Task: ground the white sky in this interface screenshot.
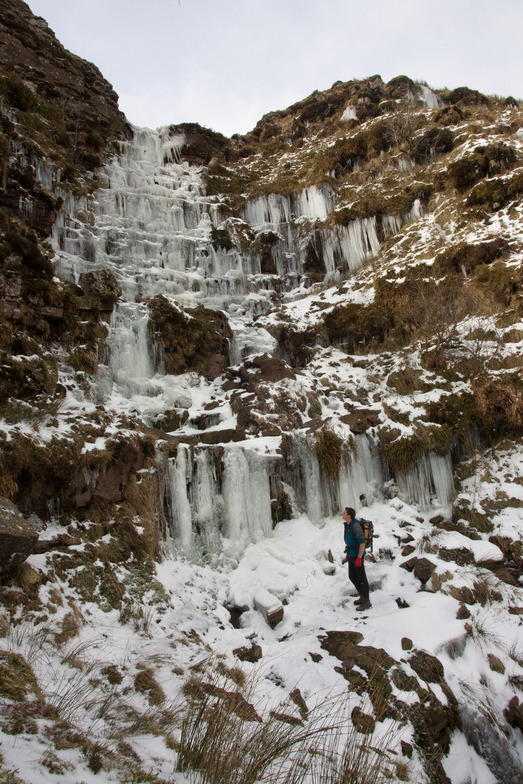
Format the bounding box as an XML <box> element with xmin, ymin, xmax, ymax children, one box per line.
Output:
<box><xmin>26</xmin><ymin>0</ymin><xmax>523</xmax><ymax>137</ymax></box>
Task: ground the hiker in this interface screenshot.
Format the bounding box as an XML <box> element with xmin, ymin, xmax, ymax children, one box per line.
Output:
<box><xmin>342</xmin><ymin>507</ymin><xmax>371</xmax><ymax>611</ymax></box>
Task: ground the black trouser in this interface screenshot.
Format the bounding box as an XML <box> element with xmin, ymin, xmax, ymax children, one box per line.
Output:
<box><xmin>348</xmin><ymin>556</ymin><xmax>369</xmax><ymax>600</ymax></box>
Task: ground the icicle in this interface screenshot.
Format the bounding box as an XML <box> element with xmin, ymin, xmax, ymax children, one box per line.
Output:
<box><xmin>395</xmin><ymin>450</ymin><xmax>455</xmax><ymax>510</ymax></box>
<box><xmin>108</xmin><ymin>302</ymin><xmax>154</xmax><ymax>383</ymax></box>
<box><xmin>222</xmin><ymin>447</ymin><xmax>273</xmax><ymax>548</ymax></box>
<box><xmin>168</xmin><ymin>445</ymin><xmax>193</xmax><ymax>549</ymax></box>
<box><xmin>338</xmin><ymin>434</ymin><xmax>385</xmax><ymax>511</ymax></box>
<box><xmin>193</xmin><ymin>448</ymin><xmax>221</xmax><ymax>553</ymax></box>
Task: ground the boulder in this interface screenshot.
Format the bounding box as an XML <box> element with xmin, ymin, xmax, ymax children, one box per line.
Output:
<box><xmin>254</xmin><ymin>589</ymin><xmax>284</xmax><ymax>628</ymax></box>
<box><xmin>400</xmin><ymin>556</ymin><xmax>436</xmax><ymax>585</ymax></box>
<box><xmin>0</xmin><ymin>497</ymin><xmax>38</xmax><ymax>579</ymax></box>
<box><xmin>233</xmin><ymin>643</ymin><xmax>263</xmax><ymax>663</ymax></box>
<box><xmin>408</xmin><ymin>650</ymin><xmax>445</xmax><ymax>683</ymax></box>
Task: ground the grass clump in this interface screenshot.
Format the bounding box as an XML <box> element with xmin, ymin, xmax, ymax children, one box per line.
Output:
<box><xmin>0</xmin><ymin>651</ymin><xmax>42</xmax><ymax>701</ymax></box>
<box><xmin>379</xmin><ymin>429</ymin><xmax>424</xmax><ymax>473</ymax></box>
<box><xmin>134</xmin><ymin>666</ymin><xmax>166</xmax><ymax>706</ymax></box>
<box><xmin>315</xmin><ymin>426</ymin><xmax>344</xmax><ymax>478</ymax></box>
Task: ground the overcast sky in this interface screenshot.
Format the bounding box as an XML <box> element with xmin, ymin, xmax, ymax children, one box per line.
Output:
<box><xmin>26</xmin><ymin>0</ymin><xmax>523</xmax><ymax>137</ymax></box>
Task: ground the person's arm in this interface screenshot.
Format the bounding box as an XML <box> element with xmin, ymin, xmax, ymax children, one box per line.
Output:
<box><xmin>355</xmin><ymin>541</ymin><xmax>365</xmax><ymax>566</ymax></box>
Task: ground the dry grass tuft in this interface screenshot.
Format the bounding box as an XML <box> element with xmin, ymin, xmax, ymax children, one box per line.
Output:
<box><xmin>176</xmin><ymin>671</ymin><xmax>403</xmax><ymax>784</ymax></box>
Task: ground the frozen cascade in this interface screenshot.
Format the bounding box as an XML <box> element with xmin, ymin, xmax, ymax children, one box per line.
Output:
<box><xmin>166</xmin><ymin>444</ymin><xmax>273</xmax><ymax>555</ymax></box>
<box><xmin>395</xmin><ymin>451</ymin><xmax>455</xmax><ymax>510</ymax></box>
<box><xmin>192</xmin><ymin>449</ymin><xmax>222</xmax><ymax>554</ymax></box>
<box><xmin>337</xmin><ymin>435</ymin><xmax>385</xmax><ymax>512</ymax></box>
<box><xmin>44</xmin><ymin>122</ymin><xmax>445</xmax><ymax>552</ymax></box>
<box><xmin>228</xmin><ymin>319</ymin><xmax>278</xmax><ymax>365</ymax></box>
<box><xmin>283</xmin><ymin>433</ymin><xmax>384</xmax><ymax>523</ymax></box>
<box><xmin>168</xmin><ymin>445</ymin><xmax>194</xmax><ymax>550</ymax></box>
<box><xmin>222</xmin><ymin>448</ymin><xmax>273</xmax><ymax>548</ymax></box>
<box><xmin>321</xmin><ymin>219</ymin><xmax>381</xmax><ymax>274</ymax></box>
<box><xmin>109</xmin><ymin>302</ymin><xmax>154</xmax><ymax>382</ymax></box>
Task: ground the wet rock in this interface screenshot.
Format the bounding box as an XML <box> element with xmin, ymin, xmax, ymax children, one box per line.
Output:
<box><xmin>0</xmin><ymin>497</ymin><xmax>38</xmax><ymax>579</ymax></box>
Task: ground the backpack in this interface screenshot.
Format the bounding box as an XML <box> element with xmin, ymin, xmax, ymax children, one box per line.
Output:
<box><xmin>360</xmin><ymin>519</ymin><xmax>374</xmax><ymax>552</ymax></box>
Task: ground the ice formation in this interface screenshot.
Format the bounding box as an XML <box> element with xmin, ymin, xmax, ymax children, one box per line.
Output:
<box><xmin>48</xmin><ymin>126</ymin><xmax>453</xmax><ymax>554</ymax></box>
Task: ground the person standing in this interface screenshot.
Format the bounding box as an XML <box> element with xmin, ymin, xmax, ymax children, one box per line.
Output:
<box><xmin>342</xmin><ymin>506</ymin><xmax>371</xmax><ymax>611</ymax></box>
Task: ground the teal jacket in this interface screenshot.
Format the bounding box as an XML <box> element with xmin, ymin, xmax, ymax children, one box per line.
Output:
<box><xmin>344</xmin><ymin>519</ymin><xmax>365</xmax><ymax>558</ymax></box>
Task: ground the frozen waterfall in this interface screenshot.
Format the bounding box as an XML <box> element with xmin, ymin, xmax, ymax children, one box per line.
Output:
<box><xmin>45</xmin><ymin>123</ymin><xmax>448</xmax><ymax>558</ymax></box>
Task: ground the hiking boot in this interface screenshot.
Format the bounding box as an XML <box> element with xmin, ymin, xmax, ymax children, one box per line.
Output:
<box><xmin>354</xmin><ymin>595</ymin><xmax>364</xmax><ymax>605</ymax></box>
<box><xmin>356</xmin><ymin>599</ymin><xmax>372</xmax><ymax>611</ymax></box>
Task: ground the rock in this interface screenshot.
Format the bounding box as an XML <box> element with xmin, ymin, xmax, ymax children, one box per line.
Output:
<box><xmin>77</xmin><ymin>270</ymin><xmax>121</xmax><ymax>319</ymax></box>
<box><xmin>400</xmin><ymin>557</ymin><xmax>436</xmax><ymax>585</ymax></box>
<box><xmin>339</xmin><ymin>408</ymin><xmax>380</xmax><ymax>434</ymax></box>
<box><xmin>290</xmin><ymin>688</ymin><xmax>309</xmax><ymax>719</ymax></box>
<box><xmin>322</xmin><ymin>562</ymin><xmax>336</xmax><ymax>576</ymax></box>
<box><xmin>401</xmin><ymin>741</ymin><xmax>414</xmax><ymax>759</ymax></box>
<box><xmin>254</xmin><ymin>590</ymin><xmax>284</xmax><ymax>628</ymax></box>
<box><xmin>351</xmin><ymin>707</ymin><xmax>375</xmax><ymax>734</ymax></box>
<box><xmin>318</xmin><ymin>630</ymin><xmax>364</xmax><ymax>660</ymax></box>
<box><xmin>252</xmin><ymin>354</ymin><xmax>296</xmax><ymax>382</ymax></box>
<box><xmin>487</xmin><ymin>654</ymin><xmax>505</xmax><ymax>674</ymax></box>
<box><xmin>456</xmin><ymin>603</ymin><xmax>471</xmax><ymax>619</ymax></box>
<box><xmin>233</xmin><ymin>643</ymin><xmax>263</xmax><ymax>663</ymax></box>
<box><xmin>504</xmin><ymin>696</ymin><xmax>523</xmax><ymax>732</ymax></box>
<box><xmin>408</xmin><ymin>650</ymin><xmax>445</xmax><ymax>683</ymax></box>
<box><xmin>269</xmin><ymin>711</ymin><xmax>303</xmax><ymax>726</ymax></box>
<box><xmin>148</xmin><ymin>296</ymin><xmax>232</xmax><ymax>379</ymax></box>
<box><xmin>0</xmin><ymin>497</ymin><xmax>38</xmax><ymax>579</ymax></box>
<box><xmin>401</xmin><ymin>637</ymin><xmax>413</xmax><ymax>651</ymax></box>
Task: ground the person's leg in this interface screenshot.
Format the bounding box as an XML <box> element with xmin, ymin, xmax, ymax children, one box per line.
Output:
<box><xmin>358</xmin><ymin>560</ymin><xmax>370</xmax><ymax>601</ymax></box>
<box><xmin>348</xmin><ymin>558</ymin><xmax>358</xmax><ymax>592</ymax></box>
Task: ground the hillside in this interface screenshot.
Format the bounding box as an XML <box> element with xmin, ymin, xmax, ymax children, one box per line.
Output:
<box><xmin>0</xmin><ymin>2</ymin><xmax>523</xmax><ymax>783</ymax></box>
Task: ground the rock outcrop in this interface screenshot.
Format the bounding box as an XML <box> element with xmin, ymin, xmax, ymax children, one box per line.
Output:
<box><xmin>0</xmin><ymin>496</ymin><xmax>38</xmax><ymax>579</ymax></box>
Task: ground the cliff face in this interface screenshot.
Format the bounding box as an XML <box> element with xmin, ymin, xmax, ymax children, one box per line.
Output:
<box><xmin>1</xmin><ymin>3</ymin><xmax>523</xmax><ymax>783</ymax></box>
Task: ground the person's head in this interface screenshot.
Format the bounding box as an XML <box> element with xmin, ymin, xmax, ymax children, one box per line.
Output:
<box><xmin>342</xmin><ymin>507</ymin><xmax>355</xmax><ymax>522</ymax></box>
